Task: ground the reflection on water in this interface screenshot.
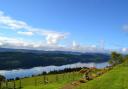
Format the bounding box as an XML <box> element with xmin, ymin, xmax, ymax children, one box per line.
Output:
<box><xmin>0</xmin><ymin>62</ymin><xmax>109</xmax><ymax>79</ymax></box>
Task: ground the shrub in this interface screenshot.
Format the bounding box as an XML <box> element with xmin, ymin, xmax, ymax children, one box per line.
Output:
<box><xmin>79</xmin><ymin>78</ymin><xmax>87</xmax><ymax>83</ymax></box>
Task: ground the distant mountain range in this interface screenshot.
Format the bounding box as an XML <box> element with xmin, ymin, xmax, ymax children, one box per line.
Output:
<box><xmin>0</xmin><ymin>47</ymin><xmax>110</xmax><ymax>70</ymax></box>
<box><xmin>0</xmin><ymin>47</ymin><xmax>83</xmax><ymax>54</ymax></box>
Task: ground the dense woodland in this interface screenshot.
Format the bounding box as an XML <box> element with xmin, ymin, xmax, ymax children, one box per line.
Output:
<box><xmin>0</xmin><ymin>51</ymin><xmax>110</xmax><ymax>70</ymax></box>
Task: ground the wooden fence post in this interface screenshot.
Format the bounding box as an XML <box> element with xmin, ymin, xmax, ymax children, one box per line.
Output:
<box><xmin>72</xmin><ymin>72</ymin><xmax>75</xmax><ymax>81</ymax></box>
<box><xmin>46</xmin><ymin>77</ymin><xmax>48</xmax><ymax>84</ymax></box>
<box><xmin>43</xmin><ymin>75</ymin><xmax>46</xmax><ymax>84</ymax></box>
<box><xmin>6</xmin><ymin>81</ymin><xmax>8</xmax><ymax>89</ymax></box>
<box><xmin>56</xmin><ymin>74</ymin><xmax>59</xmax><ymax>82</ymax></box>
<box><xmin>0</xmin><ymin>82</ymin><xmax>2</xmax><ymax>89</ymax></box>
<box><xmin>62</xmin><ymin>73</ymin><xmax>65</xmax><ymax>80</ymax></box>
<box><xmin>35</xmin><ymin>78</ymin><xmax>37</xmax><ymax>86</ymax></box>
<box><xmin>19</xmin><ymin>79</ymin><xmax>22</xmax><ymax>89</ymax></box>
<box><xmin>68</xmin><ymin>73</ymin><xmax>71</xmax><ymax>81</ymax></box>
<box><xmin>13</xmin><ymin>80</ymin><xmax>16</xmax><ymax>89</ymax></box>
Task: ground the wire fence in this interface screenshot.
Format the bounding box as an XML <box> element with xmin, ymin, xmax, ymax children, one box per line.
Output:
<box><xmin>0</xmin><ymin>72</ymin><xmax>82</xmax><ymax>89</ymax></box>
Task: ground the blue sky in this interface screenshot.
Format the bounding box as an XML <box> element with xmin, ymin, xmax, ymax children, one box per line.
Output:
<box><xmin>0</xmin><ymin>0</ymin><xmax>128</xmax><ymax>52</ymax></box>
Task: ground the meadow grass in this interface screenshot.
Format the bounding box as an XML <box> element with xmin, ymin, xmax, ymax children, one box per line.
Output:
<box><xmin>3</xmin><ymin>63</ymin><xmax>128</xmax><ymax>89</ymax></box>
<box><xmin>76</xmin><ymin>63</ymin><xmax>128</xmax><ymax>89</ymax></box>
<box><xmin>3</xmin><ymin>72</ymin><xmax>82</xmax><ymax>89</ymax></box>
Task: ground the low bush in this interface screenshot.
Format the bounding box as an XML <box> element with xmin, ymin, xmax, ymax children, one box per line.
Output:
<box><xmin>79</xmin><ymin>78</ymin><xmax>88</xmax><ymax>83</ymax></box>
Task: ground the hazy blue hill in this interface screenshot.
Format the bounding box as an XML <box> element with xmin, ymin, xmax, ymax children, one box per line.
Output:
<box><xmin>0</xmin><ymin>48</ymin><xmax>110</xmax><ymax>70</ymax></box>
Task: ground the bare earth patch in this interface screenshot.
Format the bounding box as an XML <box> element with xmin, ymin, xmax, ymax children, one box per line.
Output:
<box><xmin>61</xmin><ymin>81</ymin><xmax>81</xmax><ymax>89</ymax></box>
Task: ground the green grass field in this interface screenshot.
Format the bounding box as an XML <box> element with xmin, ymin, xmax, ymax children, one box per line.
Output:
<box><xmin>2</xmin><ymin>72</ymin><xmax>82</xmax><ymax>89</ymax></box>
<box><xmin>2</xmin><ymin>62</ymin><xmax>128</xmax><ymax>89</ymax></box>
<box><xmin>76</xmin><ymin>63</ymin><xmax>128</xmax><ymax>89</ymax></box>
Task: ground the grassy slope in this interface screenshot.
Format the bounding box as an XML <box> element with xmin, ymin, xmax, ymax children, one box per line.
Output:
<box><xmin>4</xmin><ymin>63</ymin><xmax>128</xmax><ymax>89</ymax></box>
<box><xmin>76</xmin><ymin>63</ymin><xmax>128</xmax><ymax>89</ymax></box>
<box><xmin>6</xmin><ymin>72</ymin><xmax>82</xmax><ymax>89</ymax></box>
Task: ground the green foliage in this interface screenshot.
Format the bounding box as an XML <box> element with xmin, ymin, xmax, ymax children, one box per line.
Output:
<box><xmin>0</xmin><ymin>75</ymin><xmax>5</xmax><ymax>82</ymax></box>
<box><xmin>109</xmin><ymin>52</ymin><xmax>123</xmax><ymax>66</ymax></box>
<box><xmin>0</xmin><ymin>75</ymin><xmax>5</xmax><ymax>89</ymax></box>
<box><xmin>124</xmin><ymin>55</ymin><xmax>128</xmax><ymax>63</ymax></box>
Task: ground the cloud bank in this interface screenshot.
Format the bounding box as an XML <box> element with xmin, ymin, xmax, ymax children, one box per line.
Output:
<box><xmin>0</xmin><ymin>11</ymin><xmax>67</xmax><ymax>46</ymax></box>
<box><xmin>0</xmin><ymin>10</ymin><xmax>126</xmax><ymax>53</ymax></box>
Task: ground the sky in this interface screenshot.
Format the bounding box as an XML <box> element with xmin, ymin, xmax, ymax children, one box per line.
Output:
<box><xmin>0</xmin><ymin>0</ymin><xmax>128</xmax><ymax>53</ymax></box>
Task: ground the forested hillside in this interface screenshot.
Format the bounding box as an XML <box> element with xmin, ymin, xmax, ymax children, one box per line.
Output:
<box><xmin>0</xmin><ymin>51</ymin><xmax>110</xmax><ymax>70</ymax></box>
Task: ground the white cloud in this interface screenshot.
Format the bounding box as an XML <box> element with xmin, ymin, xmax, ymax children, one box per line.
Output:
<box><xmin>0</xmin><ymin>42</ymin><xmax>3</xmax><ymax>46</ymax></box>
<box><xmin>68</xmin><ymin>41</ymin><xmax>108</xmax><ymax>53</ymax></box>
<box><xmin>42</xmin><ymin>31</ymin><xmax>68</xmax><ymax>45</ymax></box>
<box><xmin>72</xmin><ymin>41</ymin><xmax>80</xmax><ymax>49</ymax></box>
<box><xmin>17</xmin><ymin>31</ymin><xmax>34</xmax><ymax>36</ymax></box>
<box><xmin>0</xmin><ymin>11</ymin><xmax>28</xmax><ymax>30</ymax></box>
<box><xmin>0</xmin><ymin>36</ymin><xmax>109</xmax><ymax>53</ymax></box>
<box><xmin>0</xmin><ymin>36</ymin><xmax>28</xmax><ymax>48</ymax></box>
<box><xmin>122</xmin><ymin>48</ymin><xmax>128</xmax><ymax>53</ymax></box>
<box><xmin>0</xmin><ymin>11</ymin><xmax>68</xmax><ymax>46</ymax></box>
<box><xmin>0</xmin><ymin>11</ymin><xmax>114</xmax><ymax>53</ymax></box>
<box><xmin>0</xmin><ymin>36</ymin><xmax>65</xmax><ymax>50</ymax></box>
<box><xmin>123</xmin><ymin>25</ymin><xmax>128</xmax><ymax>32</ymax></box>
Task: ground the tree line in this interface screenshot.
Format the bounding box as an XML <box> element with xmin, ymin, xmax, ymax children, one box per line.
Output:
<box><xmin>109</xmin><ymin>51</ymin><xmax>128</xmax><ymax>66</ymax></box>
